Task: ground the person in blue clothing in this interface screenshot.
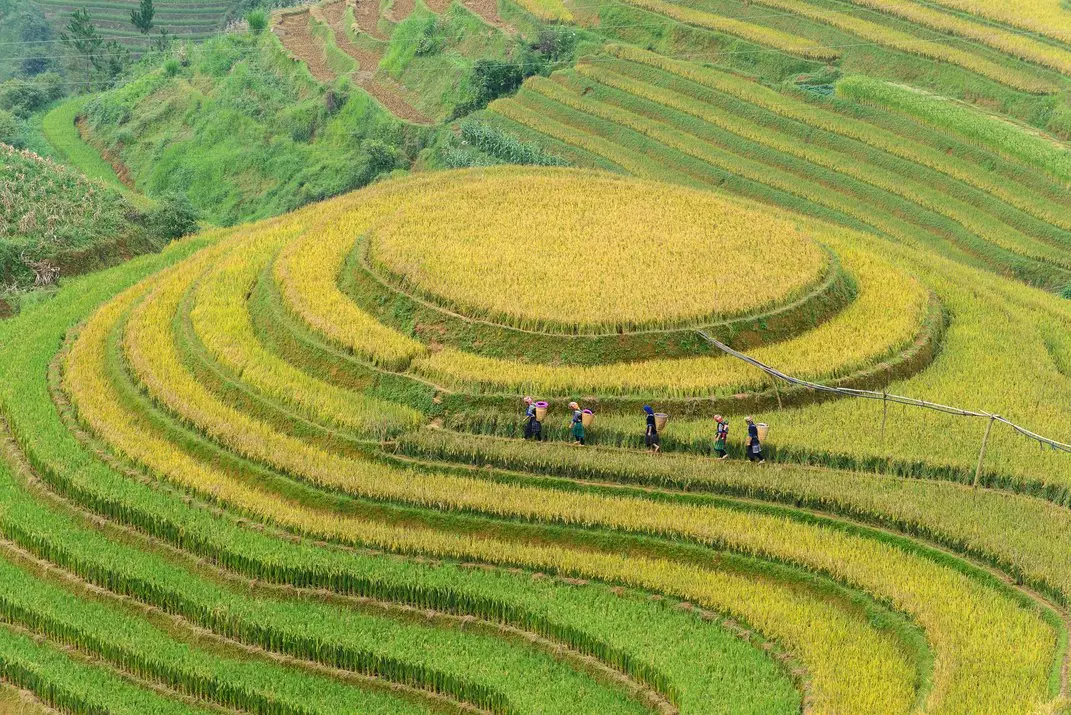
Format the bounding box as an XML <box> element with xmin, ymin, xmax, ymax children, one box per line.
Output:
<box><xmin>569</xmin><ymin>401</ymin><xmax>585</xmax><ymax>446</ymax></box>
<box><xmin>522</xmin><ymin>396</ymin><xmax>542</xmax><ymax>441</ymax></box>
<box><xmin>643</xmin><ymin>405</ymin><xmax>661</xmax><ymax>453</ymax></box>
<box><xmin>745</xmin><ymin>416</ymin><xmax>764</xmax><ymax>463</ymax></box>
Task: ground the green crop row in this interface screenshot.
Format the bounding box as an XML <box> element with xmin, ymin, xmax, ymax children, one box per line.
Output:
<box><xmin>0</xmin><ymin>549</ymin><xmax>430</xmax><ymax>715</ymax></box>
<box><xmin>578</xmin><ymin>57</ymin><xmax>1071</xmax><ymax>253</ymax></box>
<box><xmin>397</xmin><ymin>429</ymin><xmax>1071</xmax><ymax>607</ymax></box>
<box><xmin>605</xmin><ymin>46</ymin><xmax>1071</xmax><ymax>232</ymax></box>
<box><xmin>0</xmin><ymin>620</ymin><xmax>209</xmax><ymax>715</ymax></box>
<box><xmin>837</xmin><ymin>75</ymin><xmax>1071</xmax><ymax>185</ymax></box>
<box><xmin>744</xmin><ymin>0</ymin><xmax>1058</xmax><ymax>93</ymax></box>
<box><xmin>616</xmin><ymin>0</ymin><xmax>837</xmax><ymax>59</ymax></box>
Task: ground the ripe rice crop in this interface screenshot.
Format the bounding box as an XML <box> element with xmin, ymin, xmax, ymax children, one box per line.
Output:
<box><xmin>744</xmin><ymin>0</ymin><xmax>1058</xmax><ymax>93</ymax></box>
<box><xmin>272</xmin><ymin>180</ymin><xmax>430</xmax><ymax>371</ymax></box>
<box><xmin>842</xmin><ymin>0</ymin><xmax>1071</xmax><ymax>75</ymax></box>
<box><xmin>76</xmin><ymin>234</ymin><xmax>1059</xmax><ymax>714</ymax></box>
<box><xmin>414</xmin><ymin>236</ymin><xmax>931</xmax><ymax>397</ymax></box>
<box><xmin>366</xmin><ymin>169</ymin><xmax>827</xmax><ymax>332</ymax></box>
<box><xmin>922</xmin><ymin>0</ymin><xmax>1071</xmax><ymax>44</ymax></box>
<box><xmin>190</xmin><ymin>216</ymin><xmax>424</xmax><ymax>438</ymax></box>
<box><xmin>62</xmin><ymin>257</ymin><xmax>920</xmax><ymax>714</ymax></box>
<box><xmin>618</xmin><ymin>0</ymin><xmax>838</xmax><ymax>60</ymax></box>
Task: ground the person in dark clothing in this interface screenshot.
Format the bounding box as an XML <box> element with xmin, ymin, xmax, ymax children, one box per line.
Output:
<box><xmin>569</xmin><ymin>401</ymin><xmax>585</xmax><ymax>446</ymax></box>
<box><xmin>644</xmin><ymin>405</ymin><xmax>661</xmax><ymax>453</ymax></box>
<box><xmin>713</xmin><ymin>414</ymin><xmax>729</xmax><ymax>460</ymax></box>
<box><xmin>522</xmin><ymin>396</ymin><xmax>542</xmax><ymax>441</ymax></box>
<box><xmin>745</xmin><ymin>416</ymin><xmax>764</xmax><ymax>463</ymax></box>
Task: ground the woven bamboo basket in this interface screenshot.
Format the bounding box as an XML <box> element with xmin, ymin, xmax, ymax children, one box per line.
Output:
<box><xmin>581</xmin><ymin>409</ymin><xmax>595</xmax><ymax>428</ymax></box>
<box><xmin>757</xmin><ymin>423</ymin><xmax>769</xmax><ymax>442</ymax></box>
<box><xmin>654</xmin><ymin>413</ymin><xmax>669</xmax><ymax>432</ymax></box>
<box><xmin>534</xmin><ymin>402</ymin><xmax>548</xmax><ymax>422</ymax></box>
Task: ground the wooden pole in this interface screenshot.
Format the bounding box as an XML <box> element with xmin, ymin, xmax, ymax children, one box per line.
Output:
<box><xmin>973</xmin><ymin>416</ymin><xmax>996</xmax><ymax>488</ymax></box>
<box><xmin>880</xmin><ymin>391</ymin><xmax>888</xmax><ymax>446</ymax></box>
<box><xmin>771</xmin><ymin>375</ymin><xmax>783</xmax><ymax>412</ymax></box>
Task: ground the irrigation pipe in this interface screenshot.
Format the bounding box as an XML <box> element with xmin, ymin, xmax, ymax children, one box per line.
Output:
<box><xmin>696</xmin><ymin>331</ymin><xmax>1071</xmax><ymax>484</ymax></box>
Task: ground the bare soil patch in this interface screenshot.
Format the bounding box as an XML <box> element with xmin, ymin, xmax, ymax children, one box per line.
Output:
<box><xmin>321</xmin><ymin>1</ymin><xmax>433</xmax><ymax>124</ymax></box>
<box><xmin>386</xmin><ymin>0</ymin><xmax>415</xmax><ymax>22</ymax></box>
<box><xmin>461</xmin><ymin>0</ymin><xmax>514</xmax><ymax>32</ymax></box>
<box><xmin>274</xmin><ymin>11</ymin><xmax>337</xmax><ymax>84</ymax></box>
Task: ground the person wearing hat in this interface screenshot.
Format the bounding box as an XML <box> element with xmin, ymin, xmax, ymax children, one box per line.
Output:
<box><xmin>713</xmin><ymin>415</ymin><xmax>729</xmax><ymax>460</ymax></box>
<box><xmin>643</xmin><ymin>405</ymin><xmax>661</xmax><ymax>453</ymax></box>
<box><xmin>569</xmin><ymin>401</ymin><xmax>585</xmax><ymax>446</ymax></box>
<box><xmin>745</xmin><ymin>416</ymin><xmax>764</xmax><ymax>463</ymax></box>
<box><xmin>522</xmin><ymin>396</ymin><xmax>542</xmax><ymax>441</ymax></box>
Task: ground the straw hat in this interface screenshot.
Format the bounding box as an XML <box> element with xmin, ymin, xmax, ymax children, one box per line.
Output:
<box><xmin>745</xmin><ymin>416</ymin><xmax>754</xmax><ymax>423</ymax></box>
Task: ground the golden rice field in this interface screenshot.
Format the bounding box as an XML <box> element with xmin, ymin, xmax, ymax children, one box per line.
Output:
<box><xmin>8</xmin><ymin>0</ymin><xmax>1071</xmax><ymax>708</ymax></box>
<box><xmin>3</xmin><ymin>155</ymin><xmax>1071</xmax><ymax>713</ymax></box>
<box><xmin>366</xmin><ymin>171</ymin><xmax>828</xmax><ymax>332</ymax></box>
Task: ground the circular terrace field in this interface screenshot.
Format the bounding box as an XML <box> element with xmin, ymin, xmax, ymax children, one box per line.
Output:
<box><xmin>366</xmin><ymin>172</ymin><xmax>828</xmax><ymax>332</ymax></box>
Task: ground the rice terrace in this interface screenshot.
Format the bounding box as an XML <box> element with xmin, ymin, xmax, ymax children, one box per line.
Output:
<box><xmin>5</xmin><ymin>0</ymin><xmax>1071</xmax><ymax>712</ymax></box>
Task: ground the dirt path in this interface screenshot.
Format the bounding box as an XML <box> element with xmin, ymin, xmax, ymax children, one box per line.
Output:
<box><xmin>322</xmin><ymin>1</ymin><xmax>434</xmax><ymax>125</ymax></box>
<box><xmin>274</xmin><ymin>11</ymin><xmax>337</xmax><ymax>85</ymax></box>
<box><xmin>424</xmin><ymin>0</ymin><xmax>452</xmax><ymax>13</ymax></box>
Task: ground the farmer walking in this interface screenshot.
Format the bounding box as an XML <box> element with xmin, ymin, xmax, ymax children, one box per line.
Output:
<box><xmin>713</xmin><ymin>415</ymin><xmax>729</xmax><ymax>460</ymax></box>
<box><xmin>522</xmin><ymin>396</ymin><xmax>543</xmax><ymax>441</ymax></box>
<box><xmin>569</xmin><ymin>401</ymin><xmax>586</xmax><ymax>446</ymax></box>
<box><xmin>745</xmin><ymin>416</ymin><xmax>764</xmax><ymax>463</ymax></box>
<box><xmin>644</xmin><ymin>405</ymin><xmax>661</xmax><ymax>453</ymax></box>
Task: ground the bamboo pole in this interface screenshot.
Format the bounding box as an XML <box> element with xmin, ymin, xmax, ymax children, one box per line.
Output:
<box><xmin>973</xmin><ymin>416</ymin><xmax>996</xmax><ymax>488</ymax></box>
<box><xmin>880</xmin><ymin>391</ymin><xmax>888</xmax><ymax>446</ymax></box>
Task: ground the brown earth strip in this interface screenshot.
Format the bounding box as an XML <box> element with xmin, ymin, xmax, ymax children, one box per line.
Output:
<box><xmin>425</xmin><ymin>0</ymin><xmax>453</xmax><ymax>13</ymax></box>
<box><xmin>322</xmin><ymin>0</ymin><xmax>384</xmax><ymax>69</ymax></box>
<box><xmin>351</xmin><ymin>0</ymin><xmax>388</xmax><ymax>40</ymax></box>
<box><xmin>387</xmin><ymin>0</ymin><xmax>415</xmax><ymax>22</ymax></box>
<box><xmin>460</xmin><ymin>0</ymin><xmax>514</xmax><ymax>33</ymax></box>
<box><xmin>364</xmin><ymin>78</ymin><xmax>434</xmax><ymax>125</ymax></box>
<box><xmin>273</xmin><ymin>11</ymin><xmax>337</xmax><ymax>84</ymax></box>
<box><xmin>322</xmin><ymin>0</ymin><xmax>434</xmax><ymax>124</ymax></box>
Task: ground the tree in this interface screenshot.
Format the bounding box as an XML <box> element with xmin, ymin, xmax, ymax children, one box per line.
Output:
<box><xmin>60</xmin><ymin>9</ymin><xmax>104</xmax><ymax>91</ymax></box>
<box><xmin>61</xmin><ymin>9</ymin><xmax>129</xmax><ymax>91</ymax></box>
<box><xmin>130</xmin><ymin>0</ymin><xmax>155</xmax><ymax>34</ymax></box>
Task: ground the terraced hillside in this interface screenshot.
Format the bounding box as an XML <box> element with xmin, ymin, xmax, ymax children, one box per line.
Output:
<box><xmin>0</xmin><ymin>166</ymin><xmax>1070</xmax><ymax>713</ymax></box>
<box><xmin>37</xmin><ymin>0</ymin><xmax>237</xmax><ymax>43</ymax></box>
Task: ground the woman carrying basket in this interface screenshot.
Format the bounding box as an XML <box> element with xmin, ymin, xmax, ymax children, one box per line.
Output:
<box><xmin>713</xmin><ymin>415</ymin><xmax>729</xmax><ymax>460</ymax></box>
<box><xmin>569</xmin><ymin>401</ymin><xmax>585</xmax><ymax>446</ymax></box>
<box><xmin>643</xmin><ymin>405</ymin><xmax>661</xmax><ymax>453</ymax></box>
<box><xmin>522</xmin><ymin>396</ymin><xmax>543</xmax><ymax>441</ymax></box>
<box><xmin>745</xmin><ymin>416</ymin><xmax>765</xmax><ymax>463</ymax></box>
